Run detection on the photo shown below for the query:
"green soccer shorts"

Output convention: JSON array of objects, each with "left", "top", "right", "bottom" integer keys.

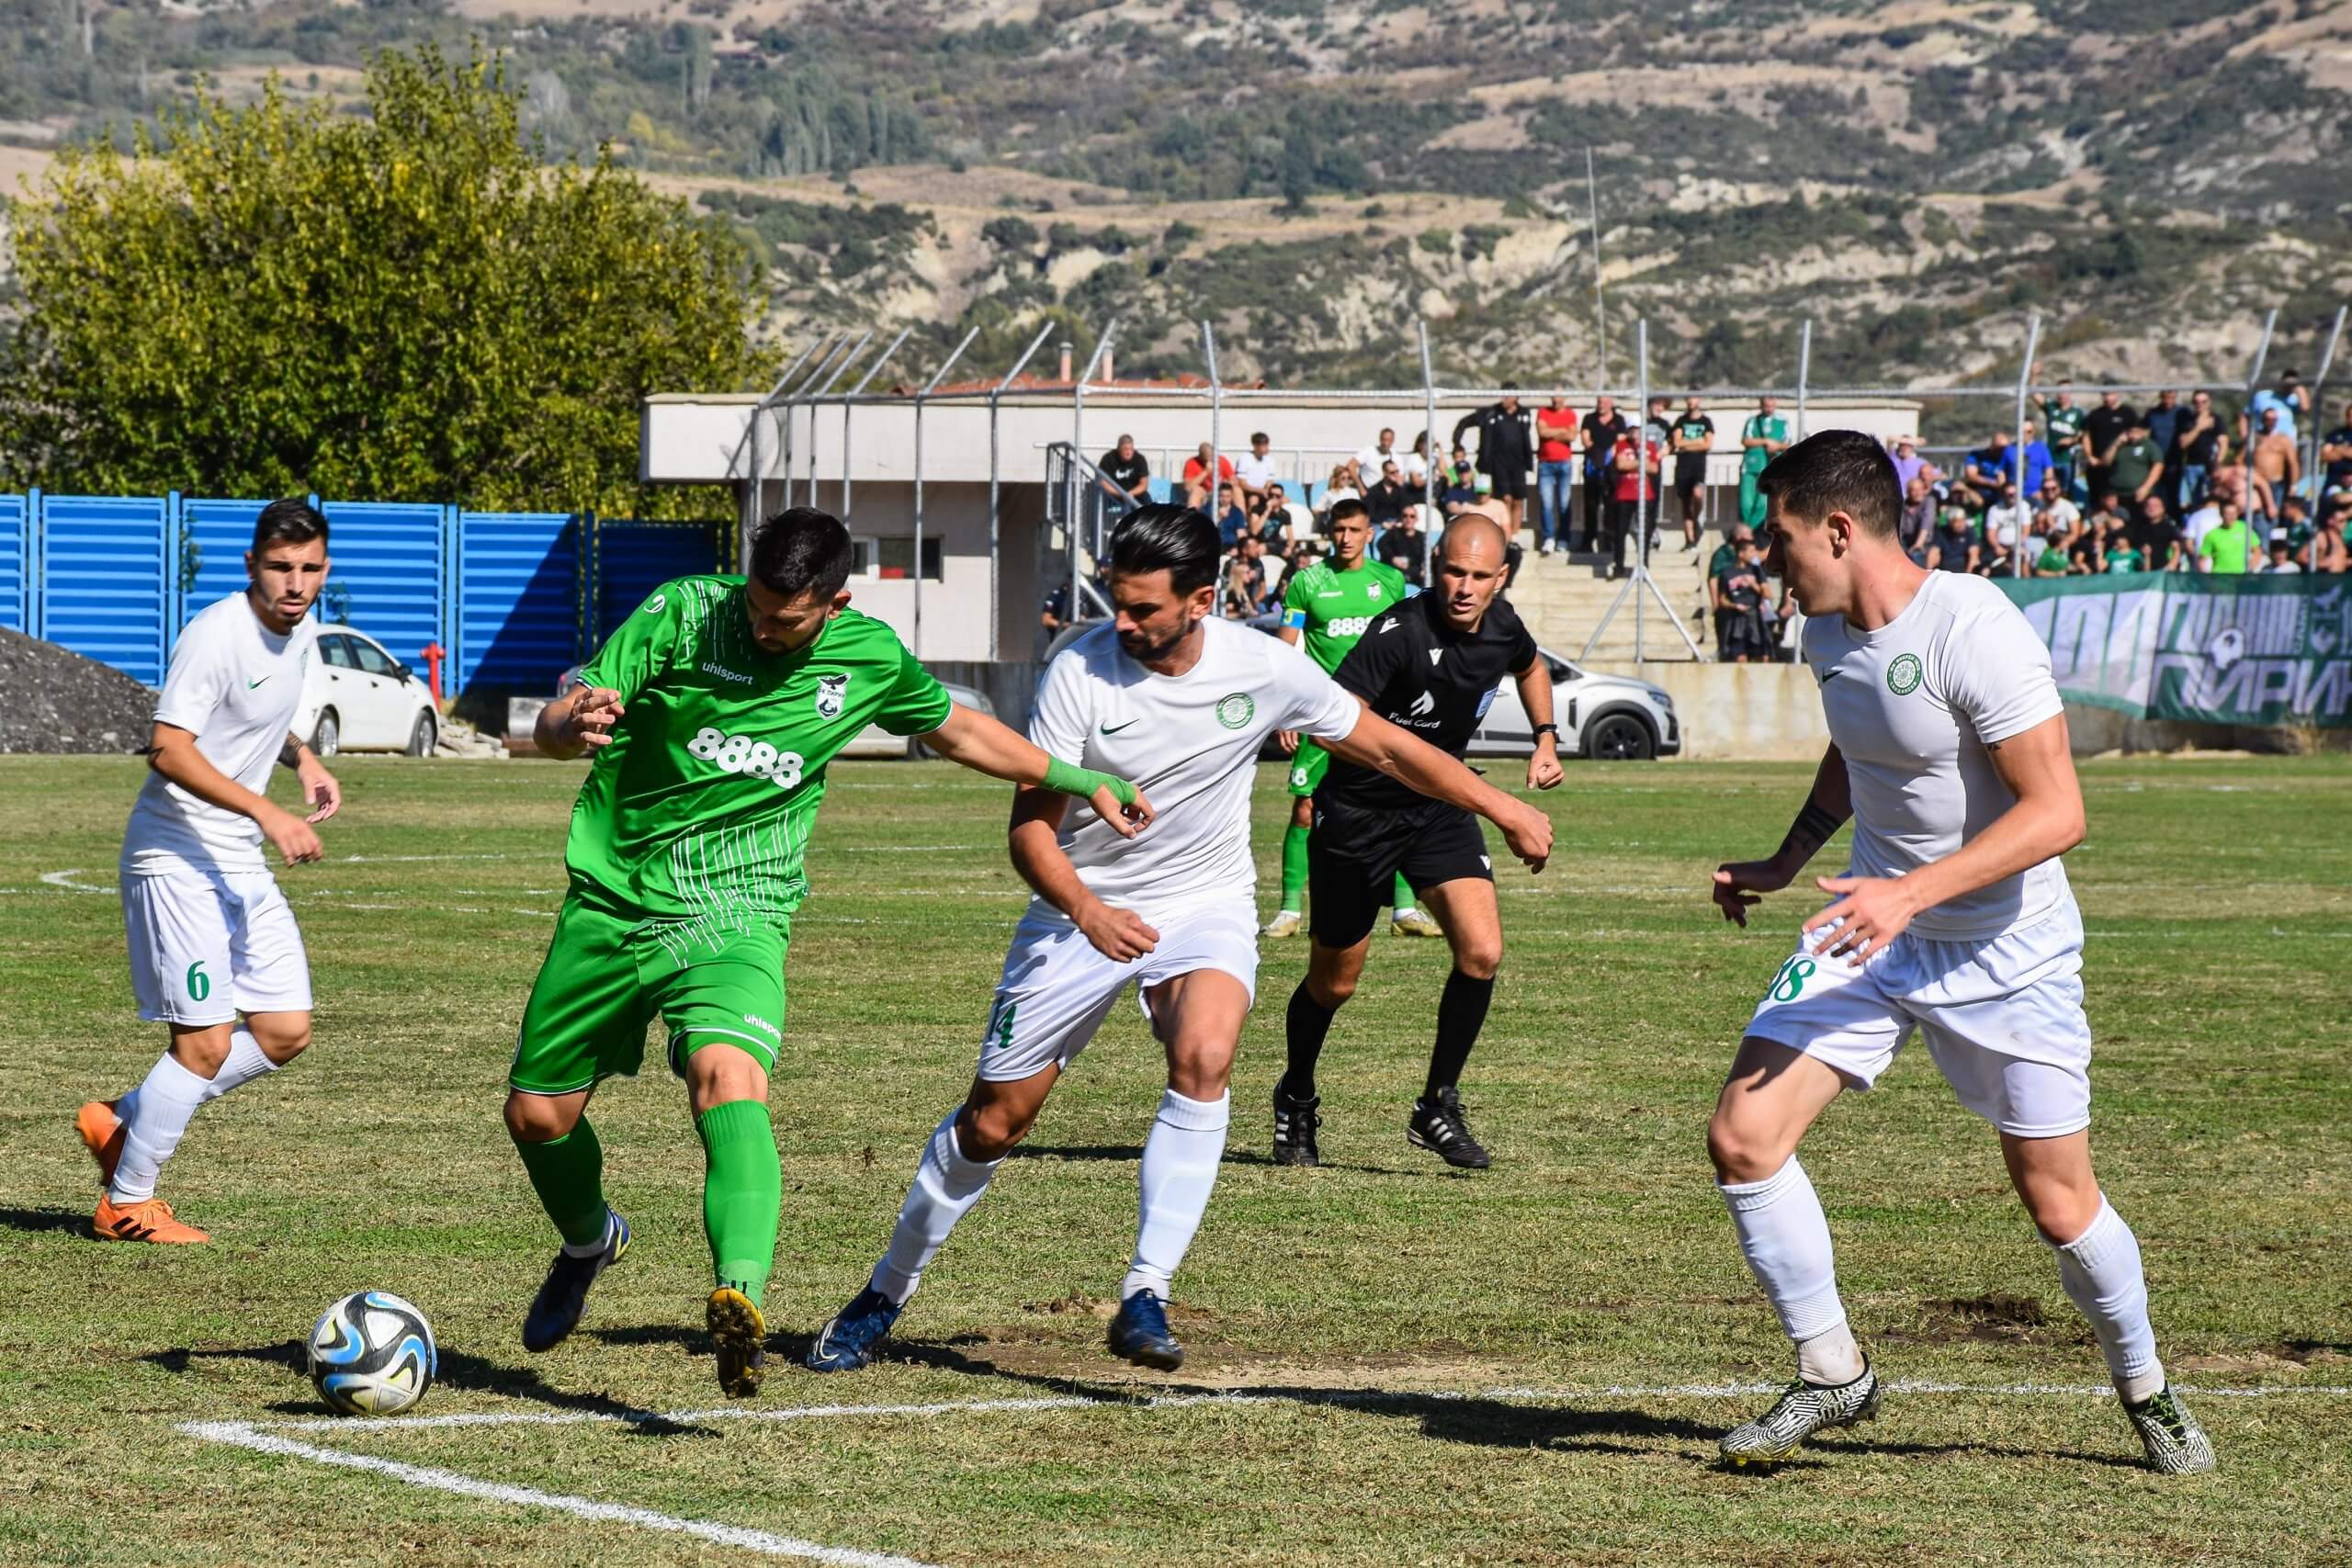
[
  {"left": 509, "top": 896, "right": 788, "bottom": 1096},
  {"left": 1286, "top": 739, "right": 1332, "bottom": 797}
]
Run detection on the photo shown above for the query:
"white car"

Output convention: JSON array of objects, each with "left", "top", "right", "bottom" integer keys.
[{"left": 307, "top": 626, "right": 440, "bottom": 757}]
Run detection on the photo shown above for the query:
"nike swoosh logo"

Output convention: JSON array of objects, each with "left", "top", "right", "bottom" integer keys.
[
  {"left": 1100, "top": 720, "right": 1138, "bottom": 735},
  {"left": 247, "top": 676, "right": 271, "bottom": 688}
]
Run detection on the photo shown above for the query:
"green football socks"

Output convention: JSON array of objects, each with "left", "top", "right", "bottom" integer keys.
[
  {"left": 696, "top": 1098, "right": 781, "bottom": 1310},
  {"left": 1279, "top": 823, "right": 1310, "bottom": 913},
  {"left": 1393, "top": 873, "right": 1418, "bottom": 915},
  {"left": 514, "top": 1118, "right": 609, "bottom": 1251}
]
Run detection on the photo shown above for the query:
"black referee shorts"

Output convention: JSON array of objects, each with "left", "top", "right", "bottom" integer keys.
[
  {"left": 1487, "top": 467, "right": 1529, "bottom": 501},
  {"left": 1308, "top": 800, "right": 1493, "bottom": 949}
]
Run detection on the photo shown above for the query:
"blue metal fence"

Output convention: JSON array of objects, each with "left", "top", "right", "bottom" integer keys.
[{"left": 3, "top": 492, "right": 723, "bottom": 695}]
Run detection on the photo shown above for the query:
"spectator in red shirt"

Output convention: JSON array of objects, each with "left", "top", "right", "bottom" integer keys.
[
  {"left": 1534, "top": 392, "right": 1580, "bottom": 558},
  {"left": 1182, "top": 441, "right": 1236, "bottom": 509},
  {"left": 1605, "top": 425, "right": 1661, "bottom": 581}
]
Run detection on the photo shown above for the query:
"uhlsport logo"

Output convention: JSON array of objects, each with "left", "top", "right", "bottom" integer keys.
[
  {"left": 815, "top": 672, "right": 850, "bottom": 719},
  {"left": 1215, "top": 692, "right": 1255, "bottom": 729},
  {"left": 1886, "top": 653, "right": 1924, "bottom": 695}
]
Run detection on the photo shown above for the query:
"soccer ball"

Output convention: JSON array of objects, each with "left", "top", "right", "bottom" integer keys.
[{"left": 307, "top": 1291, "right": 437, "bottom": 1416}]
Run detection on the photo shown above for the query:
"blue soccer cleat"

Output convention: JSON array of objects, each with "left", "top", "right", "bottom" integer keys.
[
  {"left": 1107, "top": 1288, "right": 1184, "bottom": 1371},
  {"left": 521, "top": 1209, "right": 629, "bottom": 1353},
  {"left": 804, "top": 1284, "right": 903, "bottom": 1372}
]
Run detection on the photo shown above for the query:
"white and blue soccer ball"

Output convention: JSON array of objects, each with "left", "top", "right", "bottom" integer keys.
[{"left": 307, "top": 1290, "right": 437, "bottom": 1416}]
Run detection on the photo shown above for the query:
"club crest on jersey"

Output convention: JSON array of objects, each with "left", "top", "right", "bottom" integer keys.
[
  {"left": 1366, "top": 582, "right": 1384, "bottom": 599},
  {"left": 1215, "top": 692, "right": 1255, "bottom": 729},
  {"left": 1886, "top": 653, "right": 1923, "bottom": 695},
  {"left": 815, "top": 672, "right": 851, "bottom": 719}
]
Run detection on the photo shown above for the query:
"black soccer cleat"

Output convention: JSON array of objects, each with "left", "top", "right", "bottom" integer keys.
[
  {"left": 521, "top": 1209, "right": 629, "bottom": 1353},
  {"left": 1408, "top": 1089, "right": 1491, "bottom": 1169},
  {"left": 1272, "top": 1086, "right": 1322, "bottom": 1168},
  {"left": 1107, "top": 1289, "right": 1184, "bottom": 1371}
]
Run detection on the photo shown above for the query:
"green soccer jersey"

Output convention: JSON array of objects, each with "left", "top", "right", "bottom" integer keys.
[
  {"left": 1281, "top": 558, "right": 1410, "bottom": 674},
  {"left": 563, "top": 577, "right": 953, "bottom": 928}
]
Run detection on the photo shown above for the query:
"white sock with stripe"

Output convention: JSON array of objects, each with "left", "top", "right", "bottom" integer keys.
[
  {"left": 871, "top": 1111, "right": 1001, "bottom": 1305},
  {"left": 1122, "top": 1089, "right": 1230, "bottom": 1302},
  {"left": 2047, "top": 1197, "right": 2165, "bottom": 1404},
  {"left": 1720, "top": 1156, "right": 1865, "bottom": 1385},
  {"left": 108, "top": 1053, "right": 212, "bottom": 1205}
]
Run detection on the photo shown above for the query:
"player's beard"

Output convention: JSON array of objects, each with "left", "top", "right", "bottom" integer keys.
[{"left": 1119, "top": 619, "right": 1191, "bottom": 664}]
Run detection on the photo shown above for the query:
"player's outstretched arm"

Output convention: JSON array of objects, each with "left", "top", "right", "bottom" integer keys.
[
  {"left": 1713, "top": 743, "right": 1850, "bottom": 927},
  {"left": 922, "top": 704, "right": 1154, "bottom": 839},
  {"left": 1325, "top": 709, "right": 1554, "bottom": 871},
  {"left": 148, "top": 722, "right": 324, "bottom": 865},
  {"left": 1804, "top": 714, "right": 2083, "bottom": 965}
]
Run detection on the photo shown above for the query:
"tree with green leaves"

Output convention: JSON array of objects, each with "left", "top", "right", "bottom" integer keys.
[{"left": 0, "top": 45, "right": 760, "bottom": 515}]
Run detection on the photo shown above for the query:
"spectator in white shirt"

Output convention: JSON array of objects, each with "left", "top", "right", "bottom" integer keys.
[
  {"left": 1235, "top": 432, "right": 1279, "bottom": 518},
  {"left": 1354, "top": 426, "right": 1403, "bottom": 483}
]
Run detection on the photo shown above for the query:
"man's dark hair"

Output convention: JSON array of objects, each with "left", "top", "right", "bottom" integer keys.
[
  {"left": 252, "top": 497, "right": 329, "bottom": 554},
  {"left": 1756, "top": 430, "right": 1902, "bottom": 539},
  {"left": 1250, "top": 431, "right": 1270, "bottom": 444},
  {"left": 1327, "top": 496, "right": 1370, "bottom": 525},
  {"left": 750, "top": 506, "right": 854, "bottom": 601},
  {"left": 1108, "top": 503, "right": 1220, "bottom": 594}
]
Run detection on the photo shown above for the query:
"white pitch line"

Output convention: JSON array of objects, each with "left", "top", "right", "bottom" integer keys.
[
  {"left": 39, "top": 868, "right": 108, "bottom": 894},
  {"left": 180, "top": 1420, "right": 944, "bottom": 1568}
]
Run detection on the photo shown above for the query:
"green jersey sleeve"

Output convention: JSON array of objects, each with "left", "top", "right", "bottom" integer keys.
[
  {"left": 578, "top": 584, "right": 685, "bottom": 705},
  {"left": 869, "top": 633, "right": 955, "bottom": 737}
]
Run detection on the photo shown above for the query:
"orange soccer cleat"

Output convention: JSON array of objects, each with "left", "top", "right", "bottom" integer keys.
[
  {"left": 75, "top": 1100, "right": 126, "bottom": 1188},
  {"left": 93, "top": 1193, "right": 209, "bottom": 1246}
]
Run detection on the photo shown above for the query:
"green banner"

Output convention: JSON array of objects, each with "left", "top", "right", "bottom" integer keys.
[{"left": 1996, "top": 574, "right": 2351, "bottom": 727}]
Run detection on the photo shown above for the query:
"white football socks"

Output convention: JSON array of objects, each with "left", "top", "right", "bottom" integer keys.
[
  {"left": 200, "top": 1024, "right": 284, "bottom": 1103},
  {"left": 1121, "top": 1088, "right": 1229, "bottom": 1303},
  {"left": 1720, "top": 1156, "right": 1865, "bottom": 1385},
  {"left": 107, "top": 1052, "right": 212, "bottom": 1205},
  {"left": 871, "top": 1111, "right": 1002, "bottom": 1305},
  {"left": 2048, "top": 1197, "right": 2165, "bottom": 1404}
]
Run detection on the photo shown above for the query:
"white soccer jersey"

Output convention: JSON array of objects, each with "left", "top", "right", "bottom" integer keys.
[
  {"left": 122, "top": 592, "right": 320, "bottom": 878},
  {"left": 1028, "top": 616, "right": 1360, "bottom": 915},
  {"left": 1801, "top": 570, "right": 2069, "bottom": 942}
]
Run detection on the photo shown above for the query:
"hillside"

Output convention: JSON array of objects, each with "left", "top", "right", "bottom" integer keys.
[{"left": 5, "top": 0, "right": 2350, "bottom": 433}]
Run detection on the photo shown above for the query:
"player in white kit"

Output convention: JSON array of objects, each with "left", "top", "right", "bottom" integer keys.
[
  {"left": 1704, "top": 433, "right": 2213, "bottom": 1473},
  {"left": 76, "top": 499, "right": 344, "bottom": 1245},
  {"left": 808, "top": 505, "right": 1554, "bottom": 1371}
]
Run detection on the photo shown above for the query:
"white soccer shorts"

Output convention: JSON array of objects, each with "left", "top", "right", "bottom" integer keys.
[
  {"left": 976, "top": 901, "right": 1261, "bottom": 1082},
  {"left": 1742, "top": 894, "right": 2093, "bottom": 1139},
  {"left": 121, "top": 868, "right": 313, "bottom": 1026}
]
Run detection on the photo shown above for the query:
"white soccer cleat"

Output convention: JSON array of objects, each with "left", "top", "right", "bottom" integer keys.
[
  {"left": 1719, "top": 1362, "right": 1881, "bottom": 1466},
  {"left": 1261, "top": 909, "right": 1303, "bottom": 939},
  {"left": 1389, "top": 908, "right": 1443, "bottom": 939},
  {"left": 2123, "top": 1385, "right": 2216, "bottom": 1475}
]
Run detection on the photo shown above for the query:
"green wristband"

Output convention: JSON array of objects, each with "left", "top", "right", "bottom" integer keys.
[{"left": 1044, "top": 756, "right": 1137, "bottom": 807}]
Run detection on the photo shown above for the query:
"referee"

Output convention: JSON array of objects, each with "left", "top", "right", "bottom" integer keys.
[{"left": 1272, "top": 513, "right": 1564, "bottom": 1170}]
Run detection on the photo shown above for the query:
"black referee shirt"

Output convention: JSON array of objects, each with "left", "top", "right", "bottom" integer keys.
[{"left": 1322, "top": 590, "right": 1537, "bottom": 814}]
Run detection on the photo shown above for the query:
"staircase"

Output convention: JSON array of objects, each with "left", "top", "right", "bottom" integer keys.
[{"left": 1506, "top": 530, "right": 1717, "bottom": 665}]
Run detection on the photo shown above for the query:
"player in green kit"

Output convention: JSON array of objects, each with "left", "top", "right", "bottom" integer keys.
[
  {"left": 504, "top": 508, "right": 1150, "bottom": 1398},
  {"left": 1263, "top": 498, "right": 1435, "bottom": 939}
]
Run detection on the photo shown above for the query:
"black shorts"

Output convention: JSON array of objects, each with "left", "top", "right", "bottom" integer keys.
[
  {"left": 1487, "top": 467, "right": 1529, "bottom": 501},
  {"left": 1674, "top": 456, "right": 1706, "bottom": 491},
  {"left": 1308, "top": 800, "right": 1492, "bottom": 948}
]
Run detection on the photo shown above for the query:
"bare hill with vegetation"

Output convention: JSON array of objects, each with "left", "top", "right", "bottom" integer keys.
[{"left": 5, "top": 0, "right": 2349, "bottom": 430}]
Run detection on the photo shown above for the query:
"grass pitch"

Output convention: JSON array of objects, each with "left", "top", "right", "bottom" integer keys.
[{"left": 1, "top": 752, "right": 2347, "bottom": 1566}]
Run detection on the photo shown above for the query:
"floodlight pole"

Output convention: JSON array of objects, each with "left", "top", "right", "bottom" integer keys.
[
  {"left": 987, "top": 321, "right": 1058, "bottom": 662},
  {"left": 1586, "top": 147, "right": 1607, "bottom": 389},
  {"left": 1201, "top": 319, "right": 1223, "bottom": 519},
  {"left": 2241, "top": 308, "right": 2278, "bottom": 447},
  {"left": 1418, "top": 319, "right": 1440, "bottom": 529},
  {"left": 2303, "top": 306, "right": 2346, "bottom": 557},
  {"left": 1070, "top": 318, "right": 1121, "bottom": 623},
  {"left": 840, "top": 325, "right": 910, "bottom": 524},
  {"left": 2013, "top": 312, "right": 2041, "bottom": 577},
  {"left": 1794, "top": 318, "right": 1813, "bottom": 442},
  {"left": 1579, "top": 317, "right": 1703, "bottom": 666},
  {"left": 911, "top": 325, "right": 979, "bottom": 660}
]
